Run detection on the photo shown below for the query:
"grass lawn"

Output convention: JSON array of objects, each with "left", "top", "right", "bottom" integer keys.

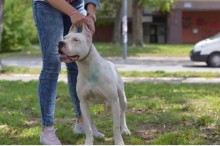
[
  {"left": 96, "top": 43, "right": 193, "bottom": 57},
  {"left": 0, "top": 43, "right": 193, "bottom": 58},
  {"left": 1, "top": 80, "right": 220, "bottom": 144}
]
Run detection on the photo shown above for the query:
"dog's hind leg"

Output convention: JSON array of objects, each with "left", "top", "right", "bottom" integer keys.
[
  {"left": 111, "top": 95, "right": 124, "bottom": 145},
  {"left": 118, "top": 81, "right": 131, "bottom": 136}
]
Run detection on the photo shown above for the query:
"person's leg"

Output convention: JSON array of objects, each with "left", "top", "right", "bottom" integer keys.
[{"left": 33, "top": 1, "right": 63, "bottom": 144}]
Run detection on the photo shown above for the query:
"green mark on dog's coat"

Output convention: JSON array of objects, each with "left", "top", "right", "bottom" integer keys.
[{"left": 88, "top": 72, "right": 99, "bottom": 85}]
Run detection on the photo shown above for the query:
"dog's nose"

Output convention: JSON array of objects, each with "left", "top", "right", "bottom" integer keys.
[
  {"left": 58, "top": 41, "right": 65, "bottom": 49},
  {"left": 58, "top": 47, "right": 64, "bottom": 55}
]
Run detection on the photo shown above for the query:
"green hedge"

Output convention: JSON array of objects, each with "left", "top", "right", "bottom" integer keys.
[{"left": 2, "top": 0, "right": 37, "bottom": 52}]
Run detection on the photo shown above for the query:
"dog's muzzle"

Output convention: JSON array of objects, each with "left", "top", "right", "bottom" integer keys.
[{"left": 58, "top": 41, "right": 79, "bottom": 63}]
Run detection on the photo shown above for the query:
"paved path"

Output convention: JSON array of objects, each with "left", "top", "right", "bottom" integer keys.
[
  {"left": 1, "top": 56, "right": 220, "bottom": 83},
  {"left": 1, "top": 74, "right": 220, "bottom": 84},
  {"left": 2, "top": 56, "right": 220, "bottom": 72}
]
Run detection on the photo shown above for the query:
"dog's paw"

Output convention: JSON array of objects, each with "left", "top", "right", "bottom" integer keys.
[
  {"left": 115, "top": 140, "right": 124, "bottom": 145},
  {"left": 85, "top": 139, "right": 93, "bottom": 145},
  {"left": 121, "top": 128, "right": 131, "bottom": 136},
  {"left": 114, "top": 136, "right": 124, "bottom": 145},
  {"left": 93, "top": 131, "right": 105, "bottom": 139}
]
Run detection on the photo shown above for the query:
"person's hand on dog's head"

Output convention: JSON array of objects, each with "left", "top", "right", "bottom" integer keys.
[
  {"left": 70, "top": 11, "right": 86, "bottom": 27},
  {"left": 70, "top": 13, "right": 95, "bottom": 36}
]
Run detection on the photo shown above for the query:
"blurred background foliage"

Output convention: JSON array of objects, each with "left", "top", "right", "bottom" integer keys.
[
  {"left": 0, "top": 0, "right": 173, "bottom": 52},
  {"left": 2, "top": 0, "right": 37, "bottom": 52},
  {"left": 2, "top": 0, "right": 118, "bottom": 52}
]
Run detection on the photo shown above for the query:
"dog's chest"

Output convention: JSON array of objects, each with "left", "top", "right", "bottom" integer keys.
[
  {"left": 86, "top": 84, "right": 107, "bottom": 104},
  {"left": 78, "top": 71, "right": 106, "bottom": 103},
  {"left": 77, "top": 60, "right": 115, "bottom": 103}
]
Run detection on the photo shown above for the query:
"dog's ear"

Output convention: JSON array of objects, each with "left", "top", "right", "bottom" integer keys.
[
  {"left": 69, "top": 25, "right": 78, "bottom": 33},
  {"left": 82, "top": 24, "right": 92, "bottom": 42}
]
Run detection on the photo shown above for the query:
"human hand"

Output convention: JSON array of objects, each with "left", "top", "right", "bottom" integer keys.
[{"left": 70, "top": 11, "right": 86, "bottom": 27}]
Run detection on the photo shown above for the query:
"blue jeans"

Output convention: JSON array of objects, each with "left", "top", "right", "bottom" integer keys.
[{"left": 32, "top": 0, "right": 86, "bottom": 126}]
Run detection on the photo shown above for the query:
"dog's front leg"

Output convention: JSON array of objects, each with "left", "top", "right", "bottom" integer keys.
[
  {"left": 80, "top": 100, "right": 93, "bottom": 145},
  {"left": 111, "top": 98, "right": 124, "bottom": 145}
]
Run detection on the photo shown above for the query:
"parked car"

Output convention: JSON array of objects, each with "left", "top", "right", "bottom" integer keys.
[{"left": 190, "top": 33, "right": 220, "bottom": 67}]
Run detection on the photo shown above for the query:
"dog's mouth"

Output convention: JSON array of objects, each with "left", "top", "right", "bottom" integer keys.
[
  {"left": 58, "top": 47, "right": 79, "bottom": 63},
  {"left": 59, "top": 54, "right": 79, "bottom": 63}
]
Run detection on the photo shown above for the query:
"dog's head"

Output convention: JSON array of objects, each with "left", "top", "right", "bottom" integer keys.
[{"left": 58, "top": 25, "right": 92, "bottom": 63}]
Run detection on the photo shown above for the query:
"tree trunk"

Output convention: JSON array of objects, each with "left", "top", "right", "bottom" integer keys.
[
  {"left": 0, "top": 0, "right": 4, "bottom": 52},
  {"left": 132, "top": 0, "right": 144, "bottom": 46},
  {"left": 112, "top": 1, "right": 122, "bottom": 45},
  {"left": 0, "top": 59, "right": 3, "bottom": 71}
]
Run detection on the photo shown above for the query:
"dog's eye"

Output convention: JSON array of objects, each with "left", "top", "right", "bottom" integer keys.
[{"left": 73, "top": 38, "right": 79, "bottom": 42}]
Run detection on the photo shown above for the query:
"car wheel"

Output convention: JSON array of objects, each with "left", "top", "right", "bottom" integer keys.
[{"left": 207, "top": 53, "right": 220, "bottom": 67}]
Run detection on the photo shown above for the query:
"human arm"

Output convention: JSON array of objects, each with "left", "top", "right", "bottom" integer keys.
[
  {"left": 47, "top": 0, "right": 86, "bottom": 26},
  {"left": 85, "top": 4, "right": 96, "bottom": 35},
  {"left": 84, "top": 0, "right": 101, "bottom": 35}
]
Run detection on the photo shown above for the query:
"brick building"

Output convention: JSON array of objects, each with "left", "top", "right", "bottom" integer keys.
[
  {"left": 94, "top": 0, "right": 220, "bottom": 44},
  {"left": 168, "top": 0, "right": 220, "bottom": 44}
]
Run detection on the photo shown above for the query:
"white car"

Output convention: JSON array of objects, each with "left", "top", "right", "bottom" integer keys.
[{"left": 190, "top": 33, "right": 220, "bottom": 67}]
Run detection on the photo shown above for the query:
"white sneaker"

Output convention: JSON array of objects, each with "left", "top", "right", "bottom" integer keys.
[
  {"left": 73, "top": 122, "right": 105, "bottom": 138},
  {"left": 40, "top": 127, "right": 61, "bottom": 145}
]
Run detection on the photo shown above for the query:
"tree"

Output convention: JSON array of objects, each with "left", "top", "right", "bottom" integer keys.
[
  {"left": 0, "top": 0, "right": 4, "bottom": 70},
  {"left": 2, "top": 0, "right": 37, "bottom": 52},
  {"left": 112, "top": 1, "right": 122, "bottom": 45},
  {"left": 132, "top": 0, "right": 144, "bottom": 46},
  {"left": 98, "top": 0, "right": 122, "bottom": 45},
  {"left": 97, "top": 0, "right": 174, "bottom": 46},
  {"left": 132, "top": 0, "right": 174, "bottom": 46},
  {"left": 0, "top": 0, "right": 4, "bottom": 52},
  {"left": 140, "top": 0, "right": 174, "bottom": 12}
]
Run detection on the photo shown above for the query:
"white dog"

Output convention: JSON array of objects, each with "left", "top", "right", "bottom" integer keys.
[{"left": 58, "top": 25, "right": 131, "bottom": 145}]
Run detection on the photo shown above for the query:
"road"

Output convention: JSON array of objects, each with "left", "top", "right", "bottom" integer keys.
[{"left": 1, "top": 56, "right": 220, "bottom": 72}]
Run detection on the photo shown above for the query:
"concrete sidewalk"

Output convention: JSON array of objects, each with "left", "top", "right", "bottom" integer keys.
[
  {"left": 1, "top": 74, "right": 220, "bottom": 84},
  {"left": 2, "top": 56, "right": 220, "bottom": 72},
  {"left": 1, "top": 56, "right": 220, "bottom": 83}
]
